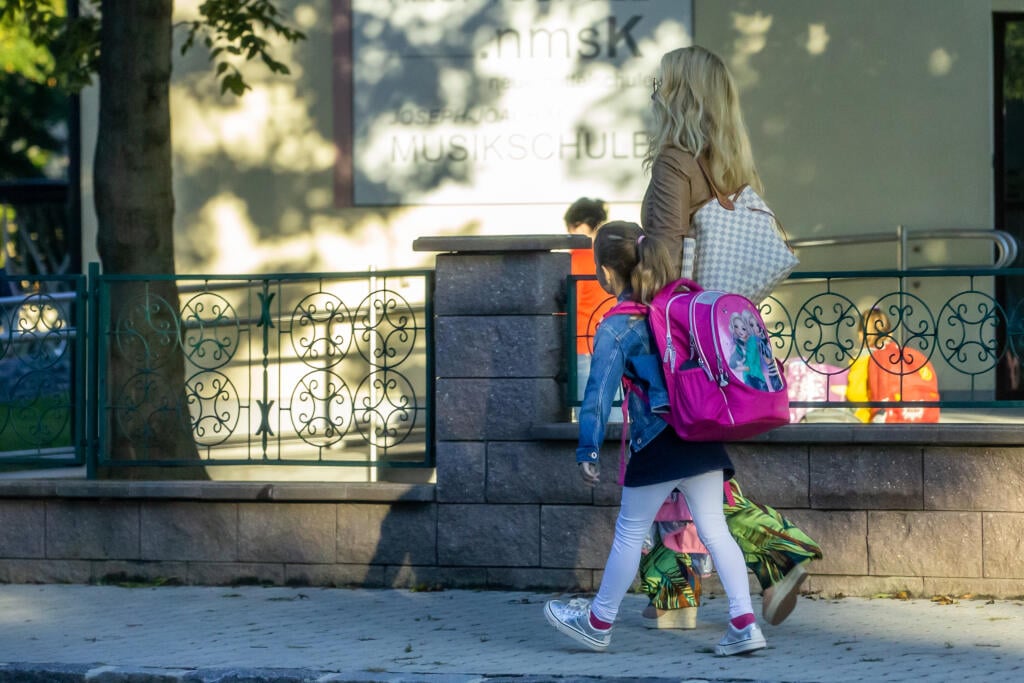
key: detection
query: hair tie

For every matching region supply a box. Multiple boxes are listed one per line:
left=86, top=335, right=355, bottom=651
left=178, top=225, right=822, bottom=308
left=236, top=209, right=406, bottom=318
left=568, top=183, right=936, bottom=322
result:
left=636, top=235, right=646, bottom=246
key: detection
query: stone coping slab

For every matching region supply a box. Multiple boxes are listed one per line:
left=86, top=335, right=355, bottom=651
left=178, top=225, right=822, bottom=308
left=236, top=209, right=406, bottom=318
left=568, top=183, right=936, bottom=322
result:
left=413, top=234, right=590, bottom=253
left=532, top=422, right=1024, bottom=445
left=0, top=480, right=436, bottom=502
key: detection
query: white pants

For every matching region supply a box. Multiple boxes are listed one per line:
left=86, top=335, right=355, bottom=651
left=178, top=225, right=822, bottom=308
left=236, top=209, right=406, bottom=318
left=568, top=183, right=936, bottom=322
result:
left=590, top=469, right=753, bottom=624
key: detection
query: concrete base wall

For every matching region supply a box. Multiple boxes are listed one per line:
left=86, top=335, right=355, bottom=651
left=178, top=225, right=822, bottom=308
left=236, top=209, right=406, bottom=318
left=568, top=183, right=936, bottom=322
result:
left=0, top=440, right=1022, bottom=597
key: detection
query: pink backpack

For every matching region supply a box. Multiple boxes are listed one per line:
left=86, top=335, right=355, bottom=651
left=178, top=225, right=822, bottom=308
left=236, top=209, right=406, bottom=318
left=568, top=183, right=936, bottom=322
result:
left=606, top=278, right=790, bottom=441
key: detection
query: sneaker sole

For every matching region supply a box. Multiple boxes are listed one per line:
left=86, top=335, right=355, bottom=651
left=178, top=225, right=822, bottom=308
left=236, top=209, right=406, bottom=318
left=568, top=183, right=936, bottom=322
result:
left=763, top=561, right=810, bottom=626
left=714, top=633, right=767, bottom=656
left=543, top=602, right=609, bottom=652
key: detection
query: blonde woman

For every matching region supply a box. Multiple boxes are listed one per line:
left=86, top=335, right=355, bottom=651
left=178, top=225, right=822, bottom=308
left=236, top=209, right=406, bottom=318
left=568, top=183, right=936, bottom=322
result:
left=634, top=45, right=820, bottom=636
left=641, top=45, right=763, bottom=275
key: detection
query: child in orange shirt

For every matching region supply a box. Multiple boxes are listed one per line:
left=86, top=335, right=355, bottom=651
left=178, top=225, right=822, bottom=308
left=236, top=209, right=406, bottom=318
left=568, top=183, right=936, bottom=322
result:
left=565, top=198, right=612, bottom=403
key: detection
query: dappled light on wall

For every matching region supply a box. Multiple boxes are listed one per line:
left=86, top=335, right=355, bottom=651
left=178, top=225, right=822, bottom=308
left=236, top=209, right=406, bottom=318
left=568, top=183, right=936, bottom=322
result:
left=171, top=84, right=334, bottom=174
left=185, top=194, right=317, bottom=274
left=806, top=23, right=830, bottom=56
left=929, top=48, right=955, bottom=77
left=729, top=11, right=772, bottom=88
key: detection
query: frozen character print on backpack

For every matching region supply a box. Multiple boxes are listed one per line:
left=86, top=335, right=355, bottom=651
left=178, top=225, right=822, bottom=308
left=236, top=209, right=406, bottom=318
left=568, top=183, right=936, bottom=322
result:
left=721, top=307, right=781, bottom=394
left=741, top=310, right=768, bottom=391
left=727, top=313, right=751, bottom=378
left=749, top=312, right=784, bottom=392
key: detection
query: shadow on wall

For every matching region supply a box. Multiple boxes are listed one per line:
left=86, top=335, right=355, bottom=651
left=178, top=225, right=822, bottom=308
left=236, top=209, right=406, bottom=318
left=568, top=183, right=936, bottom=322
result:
left=168, top=1, right=689, bottom=274
left=700, top=2, right=987, bottom=248
left=169, top=1, right=513, bottom=275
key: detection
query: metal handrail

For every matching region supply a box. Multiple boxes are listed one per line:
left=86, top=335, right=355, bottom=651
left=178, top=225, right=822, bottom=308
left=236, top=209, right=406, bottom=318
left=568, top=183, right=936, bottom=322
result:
left=788, top=226, right=1019, bottom=270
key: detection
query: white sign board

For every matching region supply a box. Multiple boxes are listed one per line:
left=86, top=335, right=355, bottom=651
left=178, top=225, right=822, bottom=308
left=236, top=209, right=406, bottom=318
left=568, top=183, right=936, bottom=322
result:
left=349, top=0, right=693, bottom=205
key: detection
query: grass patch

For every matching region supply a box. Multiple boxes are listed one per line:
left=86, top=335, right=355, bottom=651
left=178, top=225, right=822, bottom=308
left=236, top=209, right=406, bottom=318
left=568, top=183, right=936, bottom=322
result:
left=0, top=393, right=74, bottom=453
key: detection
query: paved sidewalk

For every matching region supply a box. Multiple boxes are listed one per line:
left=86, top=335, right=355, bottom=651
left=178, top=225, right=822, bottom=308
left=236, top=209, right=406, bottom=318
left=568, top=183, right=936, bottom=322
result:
left=0, top=584, right=1021, bottom=682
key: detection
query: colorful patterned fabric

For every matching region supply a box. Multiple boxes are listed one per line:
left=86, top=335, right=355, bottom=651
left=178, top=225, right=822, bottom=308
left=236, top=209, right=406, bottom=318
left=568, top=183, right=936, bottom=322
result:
left=723, top=479, right=823, bottom=590
left=639, top=479, right=823, bottom=608
left=639, top=541, right=701, bottom=609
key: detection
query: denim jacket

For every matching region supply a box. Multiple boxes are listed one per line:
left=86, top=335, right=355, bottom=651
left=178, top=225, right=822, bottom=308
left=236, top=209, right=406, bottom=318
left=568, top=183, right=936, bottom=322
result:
left=576, top=293, right=671, bottom=464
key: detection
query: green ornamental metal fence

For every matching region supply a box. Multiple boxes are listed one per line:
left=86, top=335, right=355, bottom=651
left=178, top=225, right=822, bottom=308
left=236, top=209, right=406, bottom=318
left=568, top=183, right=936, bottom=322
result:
left=0, top=273, right=87, bottom=467
left=0, top=266, right=434, bottom=475
left=567, top=268, right=1024, bottom=422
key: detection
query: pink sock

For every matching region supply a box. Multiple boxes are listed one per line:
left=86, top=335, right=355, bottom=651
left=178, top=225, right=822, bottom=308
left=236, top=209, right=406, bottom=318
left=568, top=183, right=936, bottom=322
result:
left=589, top=612, right=612, bottom=630
left=730, top=613, right=756, bottom=629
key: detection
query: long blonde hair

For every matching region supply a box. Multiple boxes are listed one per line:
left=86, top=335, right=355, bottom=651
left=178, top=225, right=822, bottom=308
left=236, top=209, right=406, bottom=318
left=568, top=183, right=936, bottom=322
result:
left=644, top=46, right=763, bottom=195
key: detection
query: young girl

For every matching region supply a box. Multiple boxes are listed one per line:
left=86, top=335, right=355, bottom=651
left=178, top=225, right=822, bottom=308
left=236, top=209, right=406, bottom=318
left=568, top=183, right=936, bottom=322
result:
left=543, top=220, right=766, bottom=656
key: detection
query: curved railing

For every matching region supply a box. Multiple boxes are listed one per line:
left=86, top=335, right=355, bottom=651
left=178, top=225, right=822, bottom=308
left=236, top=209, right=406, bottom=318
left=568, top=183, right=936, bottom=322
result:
left=788, top=226, right=1018, bottom=271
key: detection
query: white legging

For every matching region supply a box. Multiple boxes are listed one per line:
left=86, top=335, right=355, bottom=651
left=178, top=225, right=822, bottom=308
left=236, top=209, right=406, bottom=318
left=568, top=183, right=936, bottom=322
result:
left=590, top=469, right=753, bottom=624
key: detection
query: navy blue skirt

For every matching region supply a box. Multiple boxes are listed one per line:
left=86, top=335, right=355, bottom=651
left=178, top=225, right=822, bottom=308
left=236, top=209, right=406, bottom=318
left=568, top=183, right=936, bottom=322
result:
left=623, top=425, right=734, bottom=488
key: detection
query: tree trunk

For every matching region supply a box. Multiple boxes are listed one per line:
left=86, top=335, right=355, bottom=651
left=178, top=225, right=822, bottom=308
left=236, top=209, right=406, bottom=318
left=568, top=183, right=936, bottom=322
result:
left=94, top=0, right=205, bottom=479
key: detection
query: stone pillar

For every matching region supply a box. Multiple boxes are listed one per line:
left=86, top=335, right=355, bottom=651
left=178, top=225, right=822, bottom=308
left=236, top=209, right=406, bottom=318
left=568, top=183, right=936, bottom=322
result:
left=414, top=234, right=609, bottom=589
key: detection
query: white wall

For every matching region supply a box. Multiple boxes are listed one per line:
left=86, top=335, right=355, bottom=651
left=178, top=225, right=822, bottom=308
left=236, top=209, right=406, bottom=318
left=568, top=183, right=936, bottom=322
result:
left=78, top=0, right=1024, bottom=274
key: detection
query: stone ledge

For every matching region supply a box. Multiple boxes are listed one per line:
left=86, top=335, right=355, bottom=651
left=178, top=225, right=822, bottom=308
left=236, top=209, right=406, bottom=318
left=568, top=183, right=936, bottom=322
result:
left=0, top=480, right=435, bottom=503
left=413, top=234, right=589, bottom=253
left=531, top=422, right=1024, bottom=445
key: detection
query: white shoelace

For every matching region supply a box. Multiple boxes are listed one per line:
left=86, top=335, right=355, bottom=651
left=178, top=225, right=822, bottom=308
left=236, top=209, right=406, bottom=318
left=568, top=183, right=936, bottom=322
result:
left=563, top=597, right=591, bottom=617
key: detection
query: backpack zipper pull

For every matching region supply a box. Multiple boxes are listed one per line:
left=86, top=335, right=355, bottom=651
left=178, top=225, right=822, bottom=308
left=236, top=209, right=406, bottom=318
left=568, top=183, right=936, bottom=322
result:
left=664, top=336, right=675, bottom=368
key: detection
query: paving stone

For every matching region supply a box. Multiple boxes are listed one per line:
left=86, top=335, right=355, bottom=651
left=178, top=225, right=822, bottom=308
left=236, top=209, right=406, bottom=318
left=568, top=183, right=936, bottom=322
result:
left=486, top=442, right=591, bottom=504
left=336, top=503, right=436, bottom=565
left=435, top=316, right=562, bottom=378
left=435, top=441, right=486, bottom=503
left=540, top=505, right=617, bottom=568
left=924, top=448, right=1024, bottom=512
left=437, top=504, right=539, bottom=566
left=140, top=502, right=238, bottom=562
left=1, top=584, right=1022, bottom=682
left=46, top=500, right=140, bottom=560
left=810, top=446, right=923, bottom=509
left=238, top=504, right=335, bottom=564
left=869, top=511, right=982, bottom=577
left=982, top=512, right=1024, bottom=579
left=0, top=500, right=45, bottom=558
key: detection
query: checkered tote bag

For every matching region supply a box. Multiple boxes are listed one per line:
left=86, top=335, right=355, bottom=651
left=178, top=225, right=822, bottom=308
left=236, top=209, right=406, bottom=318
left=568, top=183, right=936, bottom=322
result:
left=682, top=159, right=798, bottom=303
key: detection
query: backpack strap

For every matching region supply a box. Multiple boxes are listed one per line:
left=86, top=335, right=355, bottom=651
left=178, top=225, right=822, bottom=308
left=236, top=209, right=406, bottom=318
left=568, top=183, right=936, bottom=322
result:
left=601, top=300, right=649, bottom=485
left=603, top=300, right=648, bottom=319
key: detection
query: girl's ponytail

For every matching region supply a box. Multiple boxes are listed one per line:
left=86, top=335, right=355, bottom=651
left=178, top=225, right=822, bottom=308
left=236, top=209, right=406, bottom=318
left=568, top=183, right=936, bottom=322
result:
left=631, top=233, right=675, bottom=304
left=593, top=221, right=675, bottom=305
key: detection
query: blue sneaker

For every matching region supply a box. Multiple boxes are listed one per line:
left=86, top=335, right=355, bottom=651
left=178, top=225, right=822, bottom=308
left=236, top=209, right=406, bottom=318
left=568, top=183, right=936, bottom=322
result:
left=543, top=597, right=611, bottom=651
left=715, top=622, right=767, bottom=656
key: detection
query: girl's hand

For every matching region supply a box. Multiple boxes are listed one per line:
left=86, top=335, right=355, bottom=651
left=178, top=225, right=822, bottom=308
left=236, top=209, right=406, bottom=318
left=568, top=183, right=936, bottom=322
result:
left=579, top=461, right=600, bottom=486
